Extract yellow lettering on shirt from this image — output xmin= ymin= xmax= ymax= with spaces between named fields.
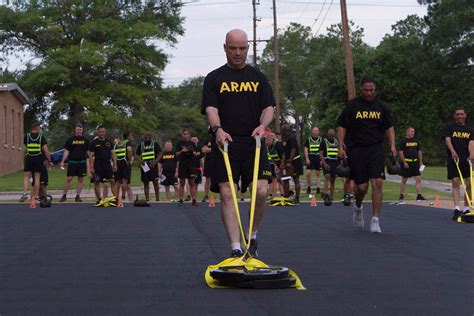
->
xmin=355 ymin=111 xmax=381 ymax=119
xmin=406 ymin=142 xmax=417 ymax=147
xmin=72 ymin=140 xmax=85 ymax=145
xmin=219 ymin=81 xmax=260 ymax=93
xmin=220 ymin=82 xmax=231 ymax=93
xmin=452 ymin=131 xmax=470 ymax=139
xmin=162 ymin=154 xmax=175 ymax=159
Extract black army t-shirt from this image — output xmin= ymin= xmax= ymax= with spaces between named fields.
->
xmin=159 ymin=150 xmax=178 ymax=175
xmin=443 ymin=123 xmax=473 ymax=158
xmin=337 ymin=96 xmax=393 ymax=148
xmin=398 ymin=138 xmax=420 ymax=160
xmin=64 ymin=136 xmax=89 ymax=161
xmin=176 ymin=140 xmax=197 ymax=163
xmin=283 ymin=134 xmax=299 ymax=160
xmin=201 ymin=64 xmax=276 ymax=137
xmin=89 ymin=138 xmax=113 ymax=162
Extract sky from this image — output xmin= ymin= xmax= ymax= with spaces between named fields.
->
xmin=161 ymin=0 xmax=427 ymax=86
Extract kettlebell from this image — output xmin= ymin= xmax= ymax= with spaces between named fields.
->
xmin=387 ymin=155 xmax=401 ymax=175
xmin=39 ymin=195 xmax=53 ymax=208
xmin=335 ymin=161 xmax=351 ymax=178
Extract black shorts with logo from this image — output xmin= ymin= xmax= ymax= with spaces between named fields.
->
xmin=178 ymin=161 xmax=197 ymax=179
xmin=67 ymin=160 xmax=87 ymax=177
xmin=141 ymin=165 xmax=158 ymax=183
xmin=115 ymin=160 xmax=131 ymax=181
xmin=347 ymin=143 xmax=385 ymax=184
xmin=291 ymin=158 xmax=304 ymax=177
xmin=399 ymin=161 xmax=420 ymax=178
xmin=323 ymin=160 xmax=339 ymax=178
xmin=93 ymin=161 xmax=114 ymax=183
xmin=161 ymin=173 xmax=178 ymax=186
xmin=32 ymin=164 xmax=49 ymax=186
xmin=24 ymin=155 xmax=44 ymax=173
xmin=306 ymin=154 xmax=321 ymax=170
xmin=447 ymin=157 xmax=471 ymax=180
xmin=211 ymin=136 xmax=272 ymax=190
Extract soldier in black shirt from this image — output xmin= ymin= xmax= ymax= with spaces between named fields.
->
xmin=88 ymin=126 xmax=117 ymax=203
xmin=398 ymin=127 xmax=427 ymax=203
xmin=20 ymin=122 xmax=52 ymax=203
xmin=176 ymin=129 xmax=200 ymax=206
xmin=201 ymin=29 xmax=274 ymax=258
xmin=136 ymin=131 xmax=162 ymax=202
xmin=280 ymin=124 xmax=304 ymax=202
xmin=319 ymin=128 xmax=340 ymax=203
xmin=158 ymin=140 xmax=179 ymax=202
xmin=114 ymin=131 xmax=134 ymax=201
xmin=337 ymin=77 xmax=396 ymax=234
xmin=59 ymin=123 xmax=90 ymax=202
xmin=443 ymin=108 xmax=474 ymax=219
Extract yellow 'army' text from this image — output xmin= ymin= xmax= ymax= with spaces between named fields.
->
xmin=220 ymin=81 xmax=259 ymax=93
xmin=355 ymin=111 xmax=381 ymax=119
xmin=452 ymin=132 xmax=471 ymax=138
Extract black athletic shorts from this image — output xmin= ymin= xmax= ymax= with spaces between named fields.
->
xmin=93 ymin=161 xmax=114 ymax=183
xmin=115 ymin=160 xmax=131 ymax=181
xmin=178 ymin=161 xmax=197 ymax=179
xmin=32 ymin=164 xmax=48 ymax=186
xmin=347 ymin=143 xmax=385 ymax=184
xmin=141 ymin=165 xmax=158 ymax=183
xmin=307 ymin=155 xmax=321 ymax=170
xmin=211 ymin=136 xmax=272 ymax=190
xmin=203 ymin=159 xmax=213 ymax=177
xmin=67 ymin=160 xmax=87 ymax=177
xmin=24 ymin=155 xmax=44 ymax=173
xmin=291 ymin=158 xmax=304 ymax=177
xmin=399 ymin=161 xmax=420 ymax=178
xmin=161 ymin=173 xmax=178 ymax=186
xmin=269 ymin=162 xmax=276 ymax=178
xmin=447 ymin=157 xmax=471 ymax=180
xmin=323 ymin=160 xmax=339 ymax=178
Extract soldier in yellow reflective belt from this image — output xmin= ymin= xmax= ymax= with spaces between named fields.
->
xmin=20 ymin=122 xmax=52 ymax=203
xmin=136 ymin=131 xmax=161 ymax=202
xmin=319 ymin=128 xmax=339 ymax=204
xmin=114 ymin=132 xmax=134 ymax=201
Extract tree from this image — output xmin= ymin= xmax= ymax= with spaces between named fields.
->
xmin=0 ymin=0 xmax=184 ymax=133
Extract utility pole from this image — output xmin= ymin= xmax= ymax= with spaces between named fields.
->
xmin=340 ymin=0 xmax=356 ymax=100
xmin=272 ymin=0 xmax=281 ymax=133
xmin=252 ymin=0 xmax=259 ymax=66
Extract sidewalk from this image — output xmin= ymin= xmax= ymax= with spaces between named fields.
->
xmin=385 ymin=174 xmax=452 ymax=193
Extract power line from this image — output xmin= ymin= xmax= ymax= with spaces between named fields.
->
xmin=279 ymin=1 xmax=422 ymax=8
xmin=314 ymin=0 xmax=334 ymax=37
xmin=310 ymin=0 xmax=326 ymax=29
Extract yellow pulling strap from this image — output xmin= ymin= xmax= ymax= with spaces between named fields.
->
xmin=205 ymin=136 xmax=305 ymax=290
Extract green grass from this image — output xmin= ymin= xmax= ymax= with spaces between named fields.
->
xmin=0 ymin=164 xmax=452 ymax=202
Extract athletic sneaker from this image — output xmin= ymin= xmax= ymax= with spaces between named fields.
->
xmin=192 ymin=199 xmax=198 ymax=206
xmin=19 ymin=193 xmax=28 ymax=203
xmin=73 ymin=196 xmax=81 ymax=202
xmin=306 ymin=186 xmax=311 ymax=194
xmin=185 ymin=195 xmax=191 ymax=202
xmin=416 ymin=194 xmax=427 ymax=201
xmin=370 ymin=217 xmax=382 ymax=233
xmin=231 ymin=249 xmax=243 ymax=258
xmin=294 ymin=196 xmax=300 ymax=204
xmin=59 ymin=195 xmax=67 ymax=202
xmin=94 ymin=200 xmax=102 ymax=207
xmin=353 ymin=205 xmax=364 ymax=228
xmin=202 ymin=195 xmax=209 ymax=203
xmin=343 ymin=194 xmax=351 ymax=206
xmin=324 ymin=194 xmax=332 ymax=206
xmin=248 ymin=239 xmax=258 ymax=257
xmin=178 ymin=199 xmax=184 ymax=206
xmin=452 ymin=209 xmax=463 ymax=221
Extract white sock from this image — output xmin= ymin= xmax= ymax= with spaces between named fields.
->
xmin=372 ymin=216 xmax=379 ymax=221
xmin=250 ymin=231 xmax=257 ymax=240
xmin=455 ymin=206 xmax=460 ymax=210
xmin=231 ymin=243 xmax=241 ymax=251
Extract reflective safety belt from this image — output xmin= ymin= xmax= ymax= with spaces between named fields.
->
xmin=141 ymin=141 xmax=155 ymax=161
xmin=114 ymin=140 xmax=128 ymax=161
xmin=26 ymin=133 xmax=42 ymax=156
xmin=404 ymin=158 xmax=418 ymax=162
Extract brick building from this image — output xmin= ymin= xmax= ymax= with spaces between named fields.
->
xmin=0 ymin=83 xmax=32 ymax=176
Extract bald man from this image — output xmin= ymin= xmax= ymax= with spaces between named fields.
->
xmin=304 ymin=127 xmax=323 ymax=195
xmin=201 ymin=29 xmax=275 ymax=258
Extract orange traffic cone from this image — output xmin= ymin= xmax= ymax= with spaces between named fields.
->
xmin=117 ymin=196 xmax=124 ymax=208
xmin=209 ymin=195 xmax=216 ymax=208
xmin=310 ymin=195 xmax=317 ymax=207
xmin=29 ymin=196 xmax=36 ymax=209
xmin=434 ymin=195 xmax=440 ymax=208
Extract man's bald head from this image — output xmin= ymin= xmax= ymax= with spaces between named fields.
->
xmin=311 ymin=127 xmax=320 ymax=137
xmin=224 ymin=29 xmax=249 ymax=69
